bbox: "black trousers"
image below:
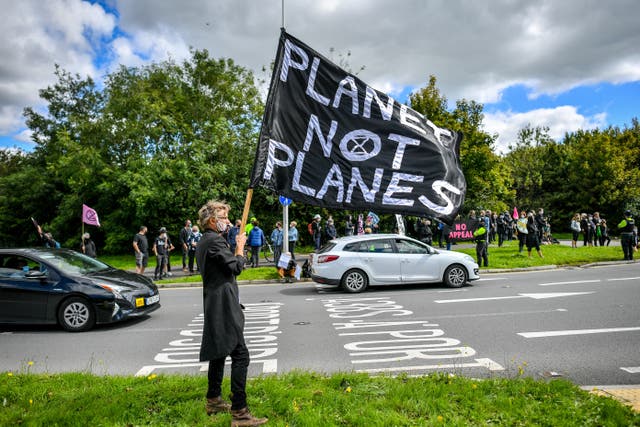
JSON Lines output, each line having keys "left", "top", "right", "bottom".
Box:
{"left": 188, "top": 250, "right": 197, "bottom": 272}
{"left": 207, "top": 341, "right": 250, "bottom": 410}
{"left": 621, "top": 233, "right": 634, "bottom": 260}
{"left": 518, "top": 233, "right": 526, "bottom": 252}
{"left": 475, "top": 241, "right": 488, "bottom": 267}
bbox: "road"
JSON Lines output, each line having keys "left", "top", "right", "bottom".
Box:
{"left": 1, "top": 262, "right": 638, "bottom": 387}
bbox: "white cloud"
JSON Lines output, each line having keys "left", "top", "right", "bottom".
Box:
{"left": 483, "top": 106, "right": 608, "bottom": 154}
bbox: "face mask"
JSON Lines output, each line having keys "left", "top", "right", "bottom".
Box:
{"left": 216, "top": 220, "right": 229, "bottom": 233}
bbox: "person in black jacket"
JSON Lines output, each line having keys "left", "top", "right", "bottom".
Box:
{"left": 81, "top": 233, "right": 97, "bottom": 258}
{"left": 472, "top": 219, "right": 488, "bottom": 267}
{"left": 195, "top": 200, "right": 267, "bottom": 425}
{"left": 617, "top": 210, "right": 635, "bottom": 261}
{"left": 527, "top": 212, "right": 544, "bottom": 258}
{"left": 179, "top": 219, "right": 192, "bottom": 272}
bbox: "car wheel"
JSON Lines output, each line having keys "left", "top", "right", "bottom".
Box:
{"left": 341, "top": 269, "right": 368, "bottom": 293}
{"left": 443, "top": 264, "right": 468, "bottom": 288}
{"left": 58, "top": 297, "right": 95, "bottom": 332}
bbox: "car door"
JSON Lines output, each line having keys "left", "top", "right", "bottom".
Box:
{"left": 347, "top": 239, "right": 399, "bottom": 285}
{"left": 0, "top": 255, "right": 53, "bottom": 323}
{"left": 394, "top": 238, "right": 439, "bottom": 283}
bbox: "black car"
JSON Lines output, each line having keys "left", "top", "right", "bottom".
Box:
{"left": 0, "top": 248, "right": 160, "bottom": 332}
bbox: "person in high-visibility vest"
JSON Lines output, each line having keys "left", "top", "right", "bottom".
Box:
{"left": 473, "top": 219, "right": 488, "bottom": 268}
{"left": 617, "top": 210, "right": 635, "bottom": 261}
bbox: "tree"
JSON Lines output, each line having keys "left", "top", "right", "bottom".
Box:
{"left": 0, "top": 51, "right": 265, "bottom": 252}
{"left": 409, "top": 76, "right": 513, "bottom": 215}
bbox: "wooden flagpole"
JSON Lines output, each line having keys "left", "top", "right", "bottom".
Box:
{"left": 240, "top": 188, "right": 253, "bottom": 235}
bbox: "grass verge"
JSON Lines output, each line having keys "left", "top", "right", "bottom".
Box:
{"left": 1, "top": 371, "right": 638, "bottom": 426}
{"left": 456, "top": 240, "right": 624, "bottom": 270}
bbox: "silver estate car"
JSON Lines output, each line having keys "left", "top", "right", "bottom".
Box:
{"left": 311, "top": 234, "right": 479, "bottom": 293}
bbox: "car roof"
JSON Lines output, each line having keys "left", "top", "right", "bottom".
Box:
{"left": 0, "top": 248, "right": 74, "bottom": 256}
{"left": 329, "top": 234, "right": 415, "bottom": 243}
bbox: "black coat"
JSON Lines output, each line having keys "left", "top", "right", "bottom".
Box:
{"left": 196, "top": 229, "right": 246, "bottom": 361}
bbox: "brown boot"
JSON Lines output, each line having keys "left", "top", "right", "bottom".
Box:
{"left": 205, "top": 396, "right": 231, "bottom": 415}
{"left": 230, "top": 407, "right": 268, "bottom": 426}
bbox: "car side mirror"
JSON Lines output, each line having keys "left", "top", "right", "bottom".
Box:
{"left": 25, "top": 271, "right": 47, "bottom": 279}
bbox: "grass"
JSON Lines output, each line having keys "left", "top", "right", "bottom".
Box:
{"left": 1, "top": 371, "right": 638, "bottom": 426}
{"left": 455, "top": 239, "right": 624, "bottom": 270}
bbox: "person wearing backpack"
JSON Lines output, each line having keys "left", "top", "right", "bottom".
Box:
{"left": 247, "top": 221, "right": 265, "bottom": 268}
{"left": 526, "top": 212, "right": 544, "bottom": 258}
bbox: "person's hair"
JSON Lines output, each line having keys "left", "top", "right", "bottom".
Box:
{"left": 83, "top": 232, "right": 90, "bottom": 239}
{"left": 139, "top": 225, "right": 147, "bottom": 232}
{"left": 198, "top": 200, "right": 230, "bottom": 230}
{"left": 290, "top": 221, "right": 297, "bottom": 227}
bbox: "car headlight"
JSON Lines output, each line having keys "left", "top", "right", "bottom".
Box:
{"left": 97, "top": 283, "right": 128, "bottom": 300}
{"left": 463, "top": 255, "right": 475, "bottom": 263}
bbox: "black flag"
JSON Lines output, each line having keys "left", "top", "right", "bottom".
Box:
{"left": 250, "top": 30, "right": 466, "bottom": 223}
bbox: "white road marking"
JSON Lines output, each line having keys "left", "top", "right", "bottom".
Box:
{"left": 518, "top": 326, "right": 640, "bottom": 338}
{"left": 435, "top": 292, "right": 594, "bottom": 303}
{"left": 356, "top": 358, "right": 504, "bottom": 373}
{"left": 621, "top": 367, "right": 640, "bottom": 374}
{"left": 607, "top": 277, "right": 640, "bottom": 282}
{"left": 538, "top": 279, "right": 601, "bottom": 286}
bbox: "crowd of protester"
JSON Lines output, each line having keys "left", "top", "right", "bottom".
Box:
{"left": 136, "top": 207, "right": 636, "bottom": 276}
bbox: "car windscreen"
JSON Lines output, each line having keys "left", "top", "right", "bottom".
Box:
{"left": 38, "top": 251, "right": 112, "bottom": 275}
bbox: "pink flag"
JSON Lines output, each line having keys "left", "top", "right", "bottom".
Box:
{"left": 513, "top": 207, "right": 519, "bottom": 220}
{"left": 82, "top": 204, "right": 101, "bottom": 226}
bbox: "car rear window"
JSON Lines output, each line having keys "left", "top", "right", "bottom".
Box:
{"left": 317, "top": 242, "right": 337, "bottom": 254}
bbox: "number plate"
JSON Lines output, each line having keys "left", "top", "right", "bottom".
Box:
{"left": 136, "top": 294, "right": 159, "bottom": 308}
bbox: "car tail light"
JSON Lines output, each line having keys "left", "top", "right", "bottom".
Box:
{"left": 317, "top": 255, "right": 340, "bottom": 263}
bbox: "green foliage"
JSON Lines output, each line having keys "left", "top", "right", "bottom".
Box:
{"left": 2, "top": 65, "right": 639, "bottom": 251}
{"left": 1, "top": 372, "right": 637, "bottom": 426}
{"left": 0, "top": 51, "right": 264, "bottom": 252}
{"left": 503, "top": 121, "right": 640, "bottom": 231}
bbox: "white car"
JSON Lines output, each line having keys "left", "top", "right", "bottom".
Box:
{"left": 311, "top": 234, "right": 479, "bottom": 293}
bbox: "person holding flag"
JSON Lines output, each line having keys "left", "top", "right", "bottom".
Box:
{"left": 81, "top": 204, "right": 100, "bottom": 256}
{"left": 81, "top": 233, "right": 97, "bottom": 258}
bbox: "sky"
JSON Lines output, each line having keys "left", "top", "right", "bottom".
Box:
{"left": 0, "top": 0, "right": 638, "bottom": 154}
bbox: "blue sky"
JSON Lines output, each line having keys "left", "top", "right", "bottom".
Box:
{"left": 1, "top": 0, "right": 638, "bottom": 154}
